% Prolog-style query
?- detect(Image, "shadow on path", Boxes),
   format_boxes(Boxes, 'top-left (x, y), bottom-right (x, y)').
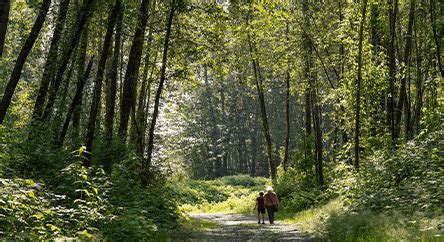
top-left (185, 213), bottom-right (315, 241)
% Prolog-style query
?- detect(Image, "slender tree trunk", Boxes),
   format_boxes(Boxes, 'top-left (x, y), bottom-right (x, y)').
top-left (143, 0), bottom-right (176, 185)
top-left (84, 0), bottom-right (120, 166)
top-left (220, 87), bottom-right (228, 176)
top-left (355, 0), bottom-right (368, 170)
top-left (414, 24), bottom-right (423, 134)
top-left (0, 0), bottom-right (11, 57)
top-left (283, 23), bottom-right (291, 171)
top-left (72, 29), bottom-right (88, 138)
top-left (394, 0), bottom-right (416, 139)
top-left (387, 0), bottom-right (398, 139)
top-left (57, 56), bottom-right (94, 147)
top-left (103, 6), bottom-right (123, 171)
top-left (247, 33), bottom-right (275, 180)
top-left (32, 0), bottom-right (70, 119)
top-left (429, 0), bottom-right (443, 78)
top-left (313, 88), bottom-right (324, 185)
top-left (302, 0), bottom-right (313, 167)
top-left (42, 0), bottom-right (95, 120)
top-left (119, 0), bottom-right (150, 138)
top-left (0, 0), bottom-right (51, 124)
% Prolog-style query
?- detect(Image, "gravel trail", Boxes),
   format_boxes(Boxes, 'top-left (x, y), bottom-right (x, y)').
top-left (185, 213), bottom-right (315, 241)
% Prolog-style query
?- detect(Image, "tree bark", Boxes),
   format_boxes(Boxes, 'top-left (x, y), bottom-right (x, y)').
top-left (394, 0), bottom-right (415, 139)
top-left (32, 0), bottom-right (71, 119)
top-left (42, 0), bottom-right (94, 120)
top-left (103, 5), bottom-right (123, 170)
top-left (143, 0), bottom-right (176, 185)
top-left (84, 0), bottom-right (121, 166)
top-left (118, 0), bottom-right (150, 138)
top-left (429, 0), bottom-right (443, 79)
top-left (0, 0), bottom-right (11, 57)
top-left (387, 0), bottom-right (398, 139)
top-left (355, 0), bottom-right (368, 170)
top-left (57, 56), bottom-right (94, 147)
top-left (247, 33), bottom-right (275, 180)
top-left (302, 0), bottom-right (313, 167)
top-left (313, 88), bottom-right (324, 185)
top-left (283, 23), bottom-right (291, 171)
top-left (72, 29), bottom-right (89, 137)
top-left (0, 0), bottom-right (51, 124)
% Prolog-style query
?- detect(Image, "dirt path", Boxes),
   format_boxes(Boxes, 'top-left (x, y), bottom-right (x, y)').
top-left (185, 213), bottom-right (314, 241)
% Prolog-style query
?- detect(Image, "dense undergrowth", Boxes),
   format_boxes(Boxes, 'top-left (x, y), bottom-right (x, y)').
top-left (274, 126), bottom-right (444, 241)
top-left (1, 125), bottom-right (443, 240)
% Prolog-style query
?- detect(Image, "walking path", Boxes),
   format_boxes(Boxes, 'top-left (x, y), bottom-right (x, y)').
top-left (186, 213), bottom-right (314, 241)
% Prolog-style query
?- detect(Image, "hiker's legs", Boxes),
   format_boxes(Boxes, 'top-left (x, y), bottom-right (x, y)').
top-left (261, 213), bottom-right (265, 222)
top-left (266, 207), bottom-right (274, 224)
top-left (257, 212), bottom-right (260, 222)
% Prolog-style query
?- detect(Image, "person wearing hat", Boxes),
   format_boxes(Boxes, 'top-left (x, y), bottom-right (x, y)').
top-left (264, 186), bottom-right (279, 224)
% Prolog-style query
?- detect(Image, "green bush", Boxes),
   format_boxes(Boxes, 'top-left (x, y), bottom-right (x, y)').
top-left (102, 157), bottom-right (180, 240)
top-left (274, 166), bottom-right (333, 213)
top-left (333, 127), bottom-right (444, 214)
top-left (214, 175), bottom-right (268, 188)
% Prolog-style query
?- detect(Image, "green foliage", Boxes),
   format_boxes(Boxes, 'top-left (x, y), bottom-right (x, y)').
top-left (274, 166), bottom-right (333, 213)
top-left (333, 126), bottom-right (444, 214)
top-left (0, 178), bottom-right (62, 239)
top-left (100, 156), bottom-right (180, 240)
top-left (174, 175), bottom-right (268, 214)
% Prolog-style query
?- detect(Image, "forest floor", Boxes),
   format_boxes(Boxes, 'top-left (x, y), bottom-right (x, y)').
top-left (182, 213), bottom-right (315, 241)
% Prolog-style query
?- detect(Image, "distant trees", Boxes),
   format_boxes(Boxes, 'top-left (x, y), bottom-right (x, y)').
top-left (0, 0), bottom-right (442, 184)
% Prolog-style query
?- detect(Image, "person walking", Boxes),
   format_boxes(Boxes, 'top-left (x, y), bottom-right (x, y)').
top-left (264, 186), bottom-right (279, 224)
top-left (254, 192), bottom-right (266, 224)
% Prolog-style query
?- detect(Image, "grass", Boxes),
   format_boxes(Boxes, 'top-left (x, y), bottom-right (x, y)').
top-left (277, 198), bottom-right (444, 241)
top-left (176, 175), bottom-right (270, 214)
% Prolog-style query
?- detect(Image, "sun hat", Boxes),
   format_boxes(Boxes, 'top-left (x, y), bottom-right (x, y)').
top-left (266, 186), bottom-right (273, 191)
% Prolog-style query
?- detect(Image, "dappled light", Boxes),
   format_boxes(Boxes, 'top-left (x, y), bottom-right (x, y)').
top-left (1, 0), bottom-right (443, 240)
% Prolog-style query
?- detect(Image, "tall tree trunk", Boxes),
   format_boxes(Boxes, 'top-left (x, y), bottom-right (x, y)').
top-left (103, 6), bottom-right (123, 171)
top-left (42, 0), bottom-right (95, 120)
top-left (118, 0), bottom-right (150, 138)
top-left (414, 23), bottom-right (423, 134)
top-left (84, 0), bottom-right (121, 166)
top-left (394, 0), bottom-right (416, 139)
top-left (302, 0), bottom-right (313, 167)
top-left (355, 0), bottom-right (368, 170)
top-left (220, 87), bottom-right (229, 176)
top-left (32, 0), bottom-right (70, 119)
top-left (247, 33), bottom-right (275, 180)
top-left (143, 0), bottom-right (176, 185)
top-left (387, 0), bottom-right (398, 139)
top-left (57, 56), bottom-right (94, 147)
top-left (0, 0), bottom-right (51, 124)
top-left (283, 23), bottom-right (291, 171)
top-left (313, 88), bottom-right (324, 185)
top-left (429, 0), bottom-right (443, 78)
top-left (72, 29), bottom-right (88, 139)
top-left (0, 0), bottom-right (11, 57)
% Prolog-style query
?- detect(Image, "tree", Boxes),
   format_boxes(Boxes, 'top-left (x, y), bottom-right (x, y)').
top-left (355, 0), bottom-right (368, 170)
top-left (144, 0), bottom-right (177, 184)
top-left (0, 0), bottom-right (51, 124)
top-left (57, 56), bottom-right (94, 147)
top-left (84, 0), bottom-right (121, 166)
top-left (32, 0), bottom-right (71, 119)
top-left (0, 0), bottom-right (11, 57)
top-left (118, 0), bottom-right (150, 138)
top-left (42, 0), bottom-right (95, 120)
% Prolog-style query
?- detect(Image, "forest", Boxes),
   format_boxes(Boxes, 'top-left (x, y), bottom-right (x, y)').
top-left (0, 0), bottom-right (443, 240)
